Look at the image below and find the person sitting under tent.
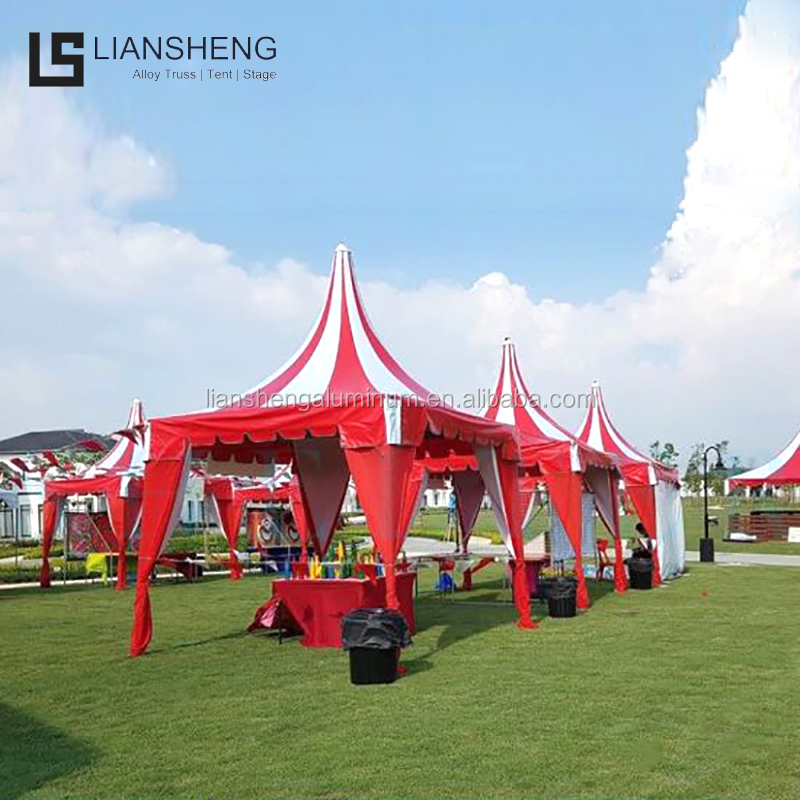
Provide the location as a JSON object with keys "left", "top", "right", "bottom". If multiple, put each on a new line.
{"left": 631, "top": 522, "right": 653, "bottom": 559}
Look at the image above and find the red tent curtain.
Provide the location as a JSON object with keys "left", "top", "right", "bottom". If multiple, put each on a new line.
{"left": 452, "top": 469, "right": 485, "bottom": 554}
{"left": 544, "top": 471, "right": 590, "bottom": 609}
{"left": 344, "top": 443, "right": 417, "bottom": 611}
{"left": 288, "top": 479, "right": 312, "bottom": 563}
{"left": 213, "top": 493, "right": 245, "bottom": 580}
{"left": 607, "top": 472, "right": 627, "bottom": 593}
{"left": 626, "top": 483, "right": 661, "bottom": 586}
{"left": 495, "top": 454, "right": 536, "bottom": 629}
{"left": 106, "top": 486, "right": 143, "bottom": 591}
{"left": 130, "top": 441, "right": 190, "bottom": 657}
{"left": 39, "top": 495, "right": 64, "bottom": 588}
{"left": 398, "top": 464, "right": 427, "bottom": 546}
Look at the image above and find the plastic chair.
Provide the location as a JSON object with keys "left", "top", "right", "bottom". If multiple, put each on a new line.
{"left": 596, "top": 539, "right": 612, "bottom": 581}
{"left": 85, "top": 553, "right": 109, "bottom": 586}
{"left": 436, "top": 560, "right": 456, "bottom": 595}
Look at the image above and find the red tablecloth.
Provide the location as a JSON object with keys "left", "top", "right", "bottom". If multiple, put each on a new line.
{"left": 271, "top": 571, "right": 416, "bottom": 648}
{"left": 509, "top": 557, "right": 549, "bottom": 597}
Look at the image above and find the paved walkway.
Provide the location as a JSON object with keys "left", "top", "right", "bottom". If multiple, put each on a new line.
{"left": 403, "top": 536, "right": 508, "bottom": 558}
{"left": 684, "top": 550, "right": 800, "bottom": 567}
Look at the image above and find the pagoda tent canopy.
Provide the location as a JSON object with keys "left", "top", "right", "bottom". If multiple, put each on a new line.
{"left": 480, "top": 339, "right": 626, "bottom": 605}
{"left": 131, "top": 244, "right": 535, "bottom": 657}
{"left": 41, "top": 399, "right": 147, "bottom": 591}
{"left": 576, "top": 381, "right": 684, "bottom": 581}
{"left": 727, "top": 429, "right": 800, "bottom": 489}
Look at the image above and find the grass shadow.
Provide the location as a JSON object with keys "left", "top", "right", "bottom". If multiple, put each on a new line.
{"left": 587, "top": 578, "right": 619, "bottom": 604}
{"left": 412, "top": 577, "right": 548, "bottom": 661}
{"left": 0, "top": 704, "right": 98, "bottom": 798}
{"left": 149, "top": 630, "right": 250, "bottom": 654}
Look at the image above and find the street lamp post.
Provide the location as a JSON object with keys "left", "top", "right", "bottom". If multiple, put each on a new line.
{"left": 701, "top": 444, "right": 725, "bottom": 563}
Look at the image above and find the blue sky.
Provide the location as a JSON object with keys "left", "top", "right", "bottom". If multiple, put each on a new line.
{"left": 2, "top": 0, "right": 744, "bottom": 301}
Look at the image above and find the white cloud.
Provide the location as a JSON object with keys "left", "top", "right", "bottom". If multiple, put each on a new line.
{"left": 1, "top": 0, "right": 799, "bottom": 467}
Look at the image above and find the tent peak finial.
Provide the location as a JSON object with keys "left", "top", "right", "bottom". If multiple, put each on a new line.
{"left": 335, "top": 242, "right": 350, "bottom": 253}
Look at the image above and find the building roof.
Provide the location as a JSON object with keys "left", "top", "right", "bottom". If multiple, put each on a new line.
{"left": 0, "top": 429, "right": 111, "bottom": 455}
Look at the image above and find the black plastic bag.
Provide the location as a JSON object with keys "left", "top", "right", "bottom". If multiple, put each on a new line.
{"left": 627, "top": 557, "right": 654, "bottom": 574}
{"left": 341, "top": 608, "right": 411, "bottom": 651}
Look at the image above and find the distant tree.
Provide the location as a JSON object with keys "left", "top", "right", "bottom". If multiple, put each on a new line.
{"left": 650, "top": 441, "right": 679, "bottom": 467}
{"left": 683, "top": 443, "right": 705, "bottom": 496}
{"left": 683, "top": 440, "right": 742, "bottom": 496}
{"left": 66, "top": 447, "right": 105, "bottom": 469}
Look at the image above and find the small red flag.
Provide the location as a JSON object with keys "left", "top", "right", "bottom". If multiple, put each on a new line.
{"left": 43, "top": 451, "right": 61, "bottom": 468}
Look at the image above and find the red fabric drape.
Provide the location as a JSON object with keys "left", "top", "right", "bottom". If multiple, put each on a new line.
{"left": 288, "top": 479, "right": 312, "bottom": 563}
{"left": 213, "top": 493, "right": 245, "bottom": 580}
{"left": 344, "top": 444, "right": 417, "bottom": 610}
{"left": 130, "top": 442, "right": 189, "bottom": 657}
{"left": 544, "top": 471, "right": 590, "bottom": 609}
{"left": 627, "top": 483, "right": 661, "bottom": 586}
{"left": 495, "top": 455, "right": 536, "bottom": 629}
{"left": 607, "top": 472, "right": 627, "bottom": 593}
{"left": 651, "top": 546, "right": 662, "bottom": 586}
{"left": 106, "top": 487, "right": 142, "bottom": 591}
{"left": 39, "top": 495, "right": 64, "bottom": 588}
{"left": 452, "top": 469, "right": 485, "bottom": 553}
{"left": 398, "top": 464, "right": 427, "bottom": 544}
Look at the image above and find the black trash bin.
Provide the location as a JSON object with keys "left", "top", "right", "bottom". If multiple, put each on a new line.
{"left": 342, "top": 608, "right": 412, "bottom": 685}
{"left": 627, "top": 556, "right": 654, "bottom": 590}
{"left": 546, "top": 577, "right": 578, "bottom": 618}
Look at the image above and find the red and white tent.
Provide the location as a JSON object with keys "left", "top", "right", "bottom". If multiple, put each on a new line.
{"left": 41, "top": 399, "right": 147, "bottom": 590}
{"left": 727, "top": 429, "right": 800, "bottom": 488}
{"left": 576, "top": 381, "right": 685, "bottom": 580}
{"left": 131, "top": 244, "right": 535, "bottom": 656}
{"left": 482, "top": 339, "right": 626, "bottom": 605}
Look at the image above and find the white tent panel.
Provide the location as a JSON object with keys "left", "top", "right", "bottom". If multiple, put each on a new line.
{"left": 655, "top": 480, "right": 685, "bottom": 579}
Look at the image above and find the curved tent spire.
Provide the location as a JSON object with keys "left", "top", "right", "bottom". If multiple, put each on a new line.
{"left": 237, "top": 243, "right": 431, "bottom": 406}
{"left": 483, "top": 337, "right": 574, "bottom": 447}
{"left": 85, "top": 399, "right": 146, "bottom": 477}
{"left": 481, "top": 337, "right": 618, "bottom": 474}
{"left": 575, "top": 381, "right": 678, "bottom": 485}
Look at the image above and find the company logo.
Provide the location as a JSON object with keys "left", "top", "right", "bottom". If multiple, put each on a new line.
{"left": 29, "top": 32, "right": 85, "bottom": 87}
{"left": 29, "top": 33, "right": 277, "bottom": 88}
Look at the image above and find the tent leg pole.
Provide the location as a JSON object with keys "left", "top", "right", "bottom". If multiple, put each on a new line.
{"left": 63, "top": 512, "right": 68, "bottom": 587}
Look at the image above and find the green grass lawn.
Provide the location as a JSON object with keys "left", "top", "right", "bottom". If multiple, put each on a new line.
{"left": 2, "top": 563, "right": 800, "bottom": 797}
